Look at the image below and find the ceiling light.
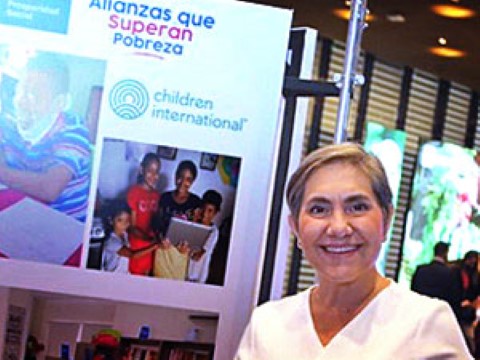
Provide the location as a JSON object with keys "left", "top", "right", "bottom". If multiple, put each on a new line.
{"left": 332, "top": 8, "right": 375, "bottom": 22}
{"left": 429, "top": 46, "right": 466, "bottom": 58}
{"left": 431, "top": 5, "right": 475, "bottom": 19}
{"left": 438, "top": 37, "right": 447, "bottom": 45}
{"left": 386, "top": 13, "right": 406, "bottom": 23}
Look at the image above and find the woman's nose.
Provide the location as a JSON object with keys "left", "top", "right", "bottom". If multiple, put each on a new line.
{"left": 326, "top": 211, "right": 353, "bottom": 237}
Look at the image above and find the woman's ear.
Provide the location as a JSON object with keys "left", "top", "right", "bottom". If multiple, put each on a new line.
{"left": 288, "top": 215, "right": 302, "bottom": 249}
{"left": 383, "top": 205, "right": 394, "bottom": 240}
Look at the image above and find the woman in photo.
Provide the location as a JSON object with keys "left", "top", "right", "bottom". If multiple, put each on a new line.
{"left": 153, "top": 159, "right": 202, "bottom": 236}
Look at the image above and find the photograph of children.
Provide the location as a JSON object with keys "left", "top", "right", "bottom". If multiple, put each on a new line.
{"left": 0, "top": 46, "right": 106, "bottom": 266}
{"left": 88, "top": 138, "right": 240, "bottom": 286}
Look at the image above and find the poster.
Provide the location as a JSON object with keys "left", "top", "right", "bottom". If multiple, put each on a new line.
{"left": 0, "top": 48, "right": 106, "bottom": 265}
{"left": 0, "top": 0, "right": 292, "bottom": 275}
{"left": 0, "top": 1, "right": 292, "bottom": 358}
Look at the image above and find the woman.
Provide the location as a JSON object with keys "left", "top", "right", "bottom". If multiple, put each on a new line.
{"left": 153, "top": 159, "right": 202, "bottom": 236}
{"left": 150, "top": 160, "right": 201, "bottom": 279}
{"left": 454, "top": 250, "right": 479, "bottom": 352}
{"left": 236, "top": 143, "right": 471, "bottom": 359}
{"left": 456, "top": 251, "right": 479, "bottom": 307}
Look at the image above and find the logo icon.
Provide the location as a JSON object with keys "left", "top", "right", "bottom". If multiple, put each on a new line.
{"left": 109, "top": 79, "right": 149, "bottom": 120}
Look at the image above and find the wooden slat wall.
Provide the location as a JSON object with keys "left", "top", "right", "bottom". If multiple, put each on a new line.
{"left": 444, "top": 83, "right": 471, "bottom": 145}
{"left": 364, "top": 60, "right": 402, "bottom": 131}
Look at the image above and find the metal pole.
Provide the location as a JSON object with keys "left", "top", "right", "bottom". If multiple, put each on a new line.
{"left": 334, "top": 0, "right": 368, "bottom": 143}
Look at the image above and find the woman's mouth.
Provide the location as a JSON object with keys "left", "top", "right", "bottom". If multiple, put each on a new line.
{"left": 321, "top": 245, "right": 359, "bottom": 254}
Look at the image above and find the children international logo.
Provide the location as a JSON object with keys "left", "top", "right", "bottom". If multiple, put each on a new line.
{"left": 109, "top": 79, "right": 149, "bottom": 120}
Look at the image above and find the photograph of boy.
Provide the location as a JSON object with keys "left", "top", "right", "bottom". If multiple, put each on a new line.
{"left": 187, "top": 189, "right": 223, "bottom": 283}
{"left": 0, "top": 47, "right": 106, "bottom": 266}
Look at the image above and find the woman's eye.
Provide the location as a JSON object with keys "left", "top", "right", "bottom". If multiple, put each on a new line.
{"left": 348, "top": 202, "right": 369, "bottom": 214}
{"left": 308, "top": 204, "right": 329, "bottom": 216}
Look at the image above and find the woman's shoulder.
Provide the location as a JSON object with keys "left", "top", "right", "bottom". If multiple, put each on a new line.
{"left": 384, "top": 281, "right": 452, "bottom": 316}
{"left": 160, "top": 190, "right": 174, "bottom": 199}
{"left": 188, "top": 192, "right": 201, "bottom": 204}
{"left": 384, "top": 282, "right": 472, "bottom": 358}
{"left": 251, "top": 287, "right": 312, "bottom": 321}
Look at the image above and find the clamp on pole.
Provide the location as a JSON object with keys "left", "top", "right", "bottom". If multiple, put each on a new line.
{"left": 334, "top": 0, "right": 369, "bottom": 144}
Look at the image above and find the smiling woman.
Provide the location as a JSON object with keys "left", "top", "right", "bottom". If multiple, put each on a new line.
{"left": 291, "top": 161, "right": 389, "bottom": 287}
{"left": 235, "top": 142, "right": 472, "bottom": 360}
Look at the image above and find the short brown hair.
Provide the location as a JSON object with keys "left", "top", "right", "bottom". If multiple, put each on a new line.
{"left": 286, "top": 142, "right": 393, "bottom": 224}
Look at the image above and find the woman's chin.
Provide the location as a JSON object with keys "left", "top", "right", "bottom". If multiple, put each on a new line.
{"left": 317, "top": 266, "right": 373, "bottom": 284}
{"left": 177, "top": 189, "right": 189, "bottom": 196}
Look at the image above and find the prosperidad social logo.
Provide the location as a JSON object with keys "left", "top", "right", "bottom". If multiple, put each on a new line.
{"left": 109, "top": 79, "right": 149, "bottom": 120}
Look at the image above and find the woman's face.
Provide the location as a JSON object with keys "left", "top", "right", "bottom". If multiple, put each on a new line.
{"left": 176, "top": 169, "right": 194, "bottom": 195}
{"left": 290, "top": 162, "right": 390, "bottom": 284}
{"left": 142, "top": 160, "right": 160, "bottom": 190}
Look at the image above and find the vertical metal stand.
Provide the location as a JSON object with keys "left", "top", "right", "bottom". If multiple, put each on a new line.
{"left": 334, "top": 0, "right": 368, "bottom": 143}
{"left": 260, "top": 0, "right": 370, "bottom": 302}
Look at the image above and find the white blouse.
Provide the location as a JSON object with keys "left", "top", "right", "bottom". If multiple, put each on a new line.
{"left": 235, "top": 281, "right": 472, "bottom": 360}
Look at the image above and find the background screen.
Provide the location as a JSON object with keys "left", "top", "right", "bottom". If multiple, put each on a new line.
{"left": 398, "top": 140, "right": 480, "bottom": 286}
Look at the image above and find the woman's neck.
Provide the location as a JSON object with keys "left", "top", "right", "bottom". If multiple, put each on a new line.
{"left": 315, "top": 272, "right": 387, "bottom": 312}
{"left": 173, "top": 191, "right": 189, "bottom": 203}
{"left": 310, "top": 272, "right": 390, "bottom": 346}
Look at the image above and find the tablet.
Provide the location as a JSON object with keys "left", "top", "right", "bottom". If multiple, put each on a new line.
{"left": 166, "top": 217, "right": 213, "bottom": 251}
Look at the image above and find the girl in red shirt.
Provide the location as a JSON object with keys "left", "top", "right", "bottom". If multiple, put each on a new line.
{"left": 127, "top": 152, "right": 161, "bottom": 275}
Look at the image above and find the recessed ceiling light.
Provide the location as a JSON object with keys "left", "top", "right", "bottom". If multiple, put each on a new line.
{"left": 386, "top": 13, "right": 406, "bottom": 23}
{"left": 332, "top": 8, "right": 375, "bottom": 22}
{"left": 431, "top": 4, "right": 475, "bottom": 19}
{"left": 438, "top": 37, "right": 447, "bottom": 45}
{"left": 429, "top": 46, "right": 466, "bottom": 58}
